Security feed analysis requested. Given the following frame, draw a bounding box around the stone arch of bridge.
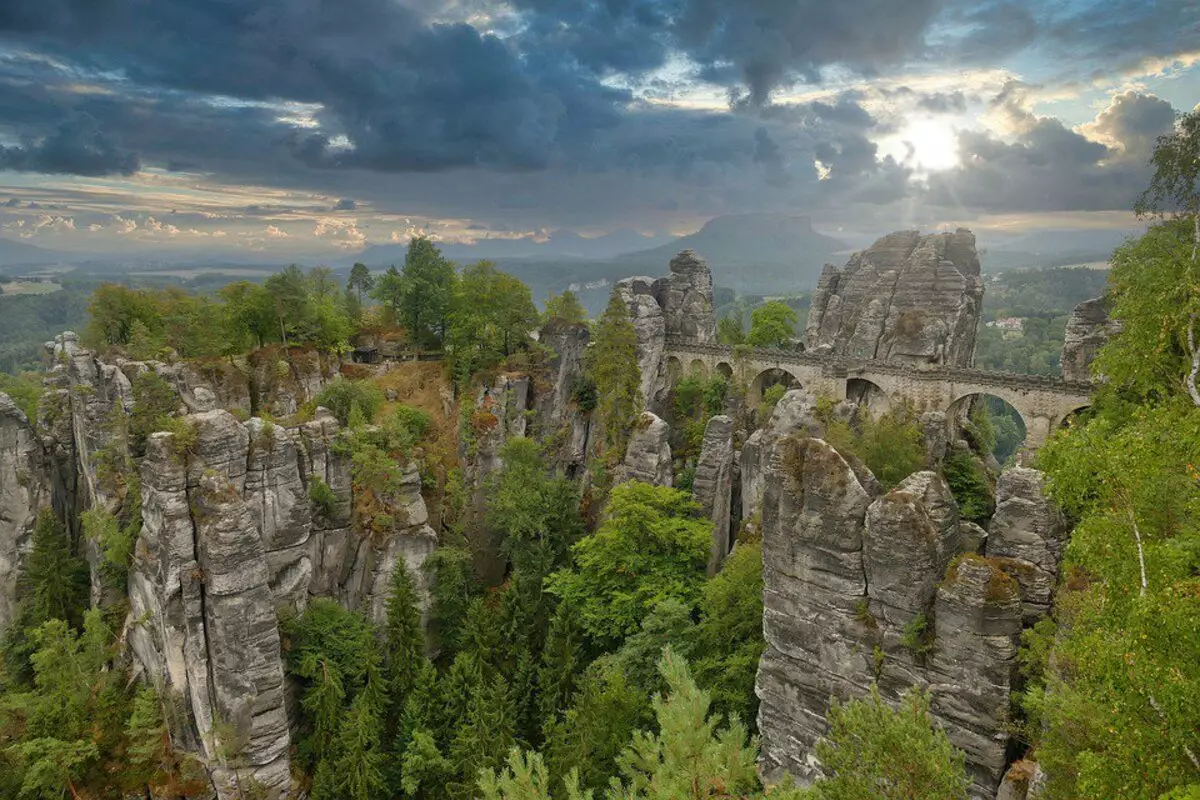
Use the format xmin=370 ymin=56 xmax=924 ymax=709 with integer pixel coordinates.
xmin=946 ymin=391 xmax=1030 ymax=460
xmin=845 ymin=377 xmax=892 ymax=416
xmin=714 ymin=361 xmax=733 ymax=381
xmin=748 ymin=367 xmax=801 ymax=409
xmin=666 ymin=356 xmax=683 ymax=385
xmin=688 ymin=358 xmax=709 ymax=379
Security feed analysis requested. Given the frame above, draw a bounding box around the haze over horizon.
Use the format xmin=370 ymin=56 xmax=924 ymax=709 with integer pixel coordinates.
xmin=0 ymin=0 xmax=1196 ymax=263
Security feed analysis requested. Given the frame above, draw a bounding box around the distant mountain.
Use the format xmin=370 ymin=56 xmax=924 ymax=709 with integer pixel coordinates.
xmin=615 ymin=214 xmax=843 ymax=294
xmin=356 ymin=227 xmax=673 ymax=266
xmin=0 ymin=237 xmax=66 ymax=267
xmin=979 ymin=227 xmax=1142 ymax=271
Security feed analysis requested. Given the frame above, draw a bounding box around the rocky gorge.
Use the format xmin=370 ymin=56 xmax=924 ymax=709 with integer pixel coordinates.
xmin=0 ymin=230 xmax=1114 ymax=798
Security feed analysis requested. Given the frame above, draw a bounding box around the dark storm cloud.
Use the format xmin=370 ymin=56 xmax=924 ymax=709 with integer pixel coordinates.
xmin=0 ymin=115 xmax=139 ymax=176
xmin=917 ymin=91 xmax=969 ymax=114
xmin=0 ymin=0 xmax=1193 ymax=236
xmin=0 ymin=0 xmax=619 ymax=172
xmin=509 ymin=0 xmax=949 ymax=104
xmin=940 ymin=0 xmax=1038 ymax=62
xmin=922 ymin=92 xmax=1177 ymax=213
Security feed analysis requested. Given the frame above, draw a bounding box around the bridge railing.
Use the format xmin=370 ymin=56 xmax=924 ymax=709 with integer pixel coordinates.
xmin=663 ymin=336 xmax=1094 ymax=396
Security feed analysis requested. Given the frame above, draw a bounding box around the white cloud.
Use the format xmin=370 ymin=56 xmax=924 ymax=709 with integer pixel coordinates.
xmin=145 ymin=216 xmax=181 ymax=236
xmin=313 ymin=217 xmax=367 ymax=249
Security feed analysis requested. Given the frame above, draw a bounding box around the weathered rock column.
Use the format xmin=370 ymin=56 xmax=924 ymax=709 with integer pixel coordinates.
xmin=652 ymin=249 xmax=718 ymax=343
xmin=619 ymin=412 xmax=673 ymax=487
xmin=757 ymin=436 xmax=874 ymax=784
xmin=986 ymin=468 xmax=1069 ymax=624
xmin=0 ymin=393 xmax=51 ymax=633
xmin=692 ymin=415 xmax=735 ymax=573
xmin=1060 ymin=297 xmax=1119 ymax=382
xmin=930 ymin=556 xmax=1023 ymax=797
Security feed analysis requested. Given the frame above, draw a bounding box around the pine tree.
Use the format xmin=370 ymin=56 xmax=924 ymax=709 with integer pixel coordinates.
xmin=609 ymin=648 xmax=759 ymax=800
xmin=299 ymin=654 xmax=347 ymax=765
xmin=441 ymin=651 xmax=485 ymax=746
xmin=447 ymin=673 xmax=518 ymax=800
xmin=23 ymin=508 xmax=88 ymax=628
xmin=809 ymin=685 xmax=969 ymax=800
xmin=401 ymin=728 xmax=452 ymax=799
xmin=536 ymin=602 xmax=583 ymax=743
xmin=5 ymin=509 xmax=90 ymax=683
xmin=398 ymin=659 xmax=442 ymax=747
xmin=324 ymin=683 xmax=387 ymax=800
xmin=544 ymin=663 xmax=645 ymax=794
xmin=511 ymin=646 xmax=539 ymax=746
xmin=123 ymin=685 xmax=207 ymax=796
xmin=459 ymin=596 xmax=502 ymax=671
xmin=383 ymin=562 xmax=425 ymax=721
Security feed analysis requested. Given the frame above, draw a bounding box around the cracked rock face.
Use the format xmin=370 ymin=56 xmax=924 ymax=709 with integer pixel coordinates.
xmin=620 ymin=412 xmax=673 ymax=487
xmin=1060 ymin=297 xmax=1119 ymax=382
xmin=740 ymin=390 xmax=825 ymax=522
xmin=614 ymin=277 xmax=669 ymax=414
xmin=757 ymin=420 xmax=1060 ymax=798
xmin=758 ymin=436 xmax=873 ymax=785
xmin=532 ymin=321 xmax=594 ymax=474
xmin=611 ymin=251 xmax=719 ymax=413
xmin=805 ymin=229 xmax=983 ymax=366
xmin=930 ymin=556 xmax=1023 ymax=794
xmin=863 ymin=471 xmax=960 ymax=629
xmin=652 ymin=250 xmax=718 ymax=343
xmin=985 ymin=468 xmax=1069 ymax=623
xmin=692 ymin=415 xmax=735 ymax=573
xmin=0 ymin=393 xmax=51 ymax=633
xmin=129 ymin=429 xmax=291 ymax=799
xmin=125 ymin=407 xmax=435 ymax=798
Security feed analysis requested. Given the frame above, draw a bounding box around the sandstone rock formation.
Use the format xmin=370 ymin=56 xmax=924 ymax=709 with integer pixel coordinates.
xmin=692 ymin=414 xmax=735 ymax=573
xmin=614 ymin=276 xmax=670 ymax=414
xmin=619 ymin=412 xmax=673 ymax=487
xmin=986 ymin=468 xmax=1069 ymax=623
xmin=740 ymin=389 xmax=831 ymax=523
xmin=805 ymin=229 xmax=983 ymax=366
xmin=756 ymin=417 xmax=1065 ymax=798
xmin=125 ymin=407 xmax=437 ymax=798
xmin=532 ymin=321 xmax=593 ymax=475
xmin=929 ymin=555 xmax=1023 ymax=791
xmin=0 ymin=393 xmax=51 ymax=632
xmin=463 ymin=374 xmax=532 ymax=583
xmin=1060 ymin=297 xmax=1119 ymax=382
xmin=758 ymin=436 xmax=873 ymax=785
xmin=653 ymin=250 xmax=719 ymax=343
xmin=612 ymin=250 xmax=718 ymax=412
xmin=864 ymin=471 xmax=960 ymax=629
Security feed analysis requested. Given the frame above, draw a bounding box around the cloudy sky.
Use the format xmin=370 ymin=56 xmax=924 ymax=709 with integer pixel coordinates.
xmin=0 ymin=0 xmax=1196 ymax=259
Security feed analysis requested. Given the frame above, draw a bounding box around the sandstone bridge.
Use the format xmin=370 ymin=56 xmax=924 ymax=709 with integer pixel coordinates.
xmin=664 ymin=337 xmax=1095 ymax=449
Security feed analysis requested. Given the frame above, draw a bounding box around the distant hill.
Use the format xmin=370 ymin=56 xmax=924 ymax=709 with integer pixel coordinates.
xmin=979 ymin=227 xmax=1141 ymax=272
xmin=615 ymin=214 xmax=842 ymax=294
xmin=356 ymin=227 xmax=673 ymax=266
xmin=0 ymin=237 xmax=66 ymax=267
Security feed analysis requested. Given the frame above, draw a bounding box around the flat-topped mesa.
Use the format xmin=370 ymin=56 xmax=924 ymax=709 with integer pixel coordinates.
xmin=805 ymin=228 xmax=984 ymax=367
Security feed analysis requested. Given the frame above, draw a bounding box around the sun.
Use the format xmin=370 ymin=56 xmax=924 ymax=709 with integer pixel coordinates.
xmin=887 ymin=117 xmax=962 ymax=173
